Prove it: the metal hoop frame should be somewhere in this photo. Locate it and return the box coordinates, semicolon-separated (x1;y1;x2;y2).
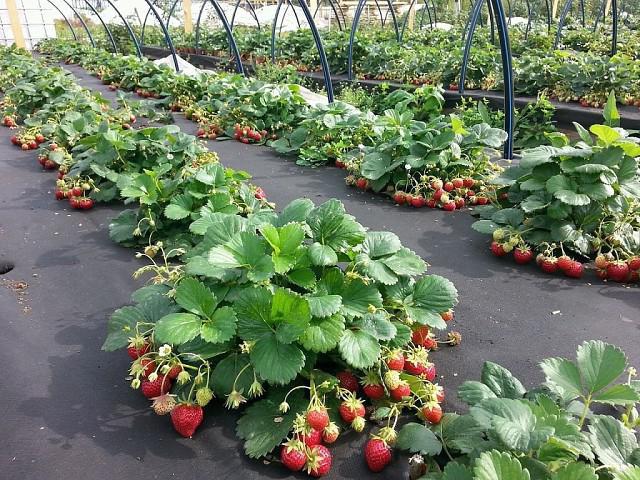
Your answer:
46;0;77;41
82;0;117;52
102;0;142;57
312;0;346;31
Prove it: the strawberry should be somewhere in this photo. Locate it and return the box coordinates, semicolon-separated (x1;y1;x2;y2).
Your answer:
335;159;345;169
28;140;38;149
463;177;475;188
386;351;405;371
455;197;465;209
476;196;489;205
254;187;266;200
336;371;360;392
151;393;176;415
443;181;454;192
141;375;172;398
140;358;156;377
607;261;629;282
426;198;437;208
79;197;94;210
70;186;83;197
127;342;150;359
432;188;444;201
280;440;306;471
557;255;573;272
307;408;330;431
595;254;610;269
363;383;385;400
356;178;369;190
404;360;428;376
411;325;430;346
49;143;58;151
423;337;437;350
423;363;436;382
430;179;443;190
390;382;411;402
364;438;392;472
422;404;443;424
35;133;45;144
596;267;608;280
393;191;406;205
307;445;332;477
540;257;558;274
21;143;29;151
171;403;204;438
411;196;426;208
436;387;445;403
322;423;339;444
564;260;584;279
513;247;533;264
338;399;365;423
440;309;454;322
442;201;456;211
166;364;183;379
490;241;506;257
54;188;66;200
452;178;464;189
628;257;640;271
300;428;322;446
10;135;18;145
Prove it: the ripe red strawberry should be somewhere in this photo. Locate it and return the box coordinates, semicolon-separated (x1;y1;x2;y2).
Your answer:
364;438;392;472
432;188;444;201
356;178;368;190
436;387;445;403
127;342;150;359
141;375;172;398
390;382;411;401
35;133;45;143
70;186;83;197
393;191;406;205
490;241;506;257
140;358;156;377
386;351;404;371
463;177;475;188
476;196;489;205
254;187;266;200
411;325;430;346
426;198;437;208
322;423;339;444
411;196;426;208
440;309;454;322
338;399;365;423
54;188;66;200
540;257;558;274
49;143;58;151
454;197;465;209
280;441;306;471
335;159;345;169
442;201;456;211
336;371;359;392
628;257;640;271
513;247;533;264
423;337;437;350
363;383;385;400
452;178;464;189
443;181;454;192
171;403;204;437
10;135;18;145
300;428;322;446
423;363;436;382
28;140;38;149
404;360;428;376
307;445;332;477
307;408;330;431
79;197;94;210
607;261;629;282
564;260;583;279
557;255;573;272
466;189;475;197
166;364;183;379
422;404;443;424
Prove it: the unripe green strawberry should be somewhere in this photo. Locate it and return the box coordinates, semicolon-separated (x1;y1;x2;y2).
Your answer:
196;387;213;406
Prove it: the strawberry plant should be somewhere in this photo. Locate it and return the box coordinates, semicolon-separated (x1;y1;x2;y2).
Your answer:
396;340;640;479
472;94;640;282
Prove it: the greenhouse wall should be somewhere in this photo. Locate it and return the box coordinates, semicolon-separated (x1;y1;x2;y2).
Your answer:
0;0;56;49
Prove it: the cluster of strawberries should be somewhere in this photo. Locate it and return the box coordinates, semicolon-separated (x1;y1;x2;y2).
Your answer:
10;130;45;151
127;338;209;439
232;124;268;144
391;177;489;211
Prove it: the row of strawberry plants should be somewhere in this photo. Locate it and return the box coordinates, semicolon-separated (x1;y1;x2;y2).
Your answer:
0;45;460;476
37;40;509;214
34;40;640;284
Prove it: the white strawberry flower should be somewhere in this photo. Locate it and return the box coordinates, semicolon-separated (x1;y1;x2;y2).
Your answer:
158;344;172;357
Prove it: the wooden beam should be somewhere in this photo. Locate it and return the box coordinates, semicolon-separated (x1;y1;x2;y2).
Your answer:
6;0;26;49
552;0;559;18
183;0;193;34
604;0;612;16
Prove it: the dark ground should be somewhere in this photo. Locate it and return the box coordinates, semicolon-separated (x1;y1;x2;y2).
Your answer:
0;63;638;480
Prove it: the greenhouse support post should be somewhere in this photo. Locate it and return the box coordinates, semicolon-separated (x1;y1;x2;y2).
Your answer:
5;0;26;48
184;0;193;33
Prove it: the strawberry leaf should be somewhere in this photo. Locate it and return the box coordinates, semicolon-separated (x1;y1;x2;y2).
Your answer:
397;423;442;455
299;314;345;353
155;313;201;344
338;329;380;369
250;333;305;385
473;450;530;480
208;231;274;282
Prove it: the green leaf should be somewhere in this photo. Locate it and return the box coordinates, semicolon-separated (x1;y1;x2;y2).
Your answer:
593;384;640;405
551;463;597;480
481;361;526;399
338;329;380;369
473;450;531;480
603;91;621;127
307;294;342;318
260;222;305;274
250;333;305;385
175;277;217;317
406;275;458;328
307;199;365;250
472;220;500;234
576;340;627;394
614;467;640;480
108;209;138;243
155;313;201;344
236;389;306;458
381;248;427;277
458;381;498;405
201;306;237;344
208;231;274;282
354;312;397;340
396;423;442;455
271;288;311;344
442;463;474;480
588;415;638;467
541;357;583;400
308;242;338;266
299;314;345;353
435;413;485;454
470;398;538;451
340;278;383;318
103;305;143;351
274;198;315;226
546;175;572;194
165;194;194;220
590;124;621;145
362;231;402;257
554;190;591;206
491;208;525;227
